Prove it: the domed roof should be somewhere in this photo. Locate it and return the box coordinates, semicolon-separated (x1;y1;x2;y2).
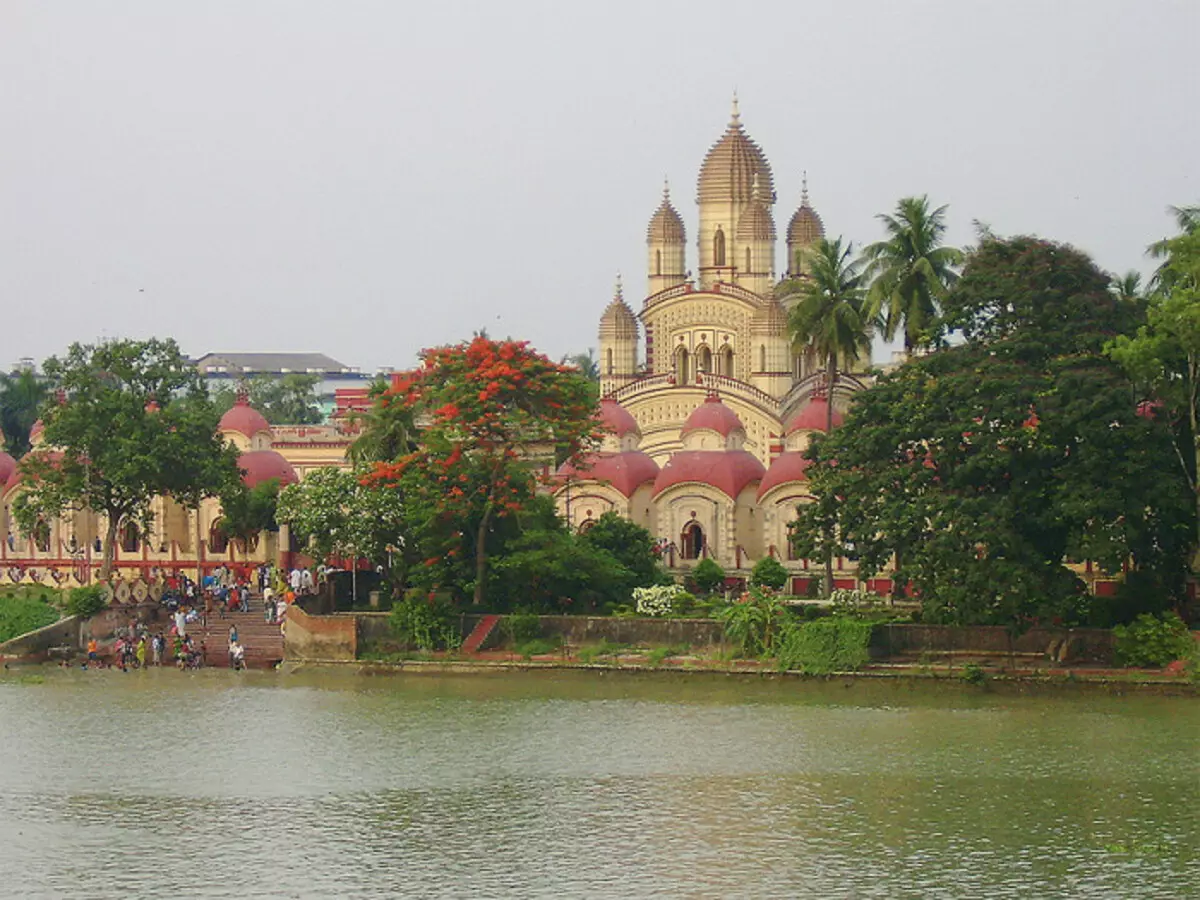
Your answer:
598;397;639;438
785;396;844;434
757;452;812;499
557;451;659;499
0;450;16;488
599;278;638;337
735;176;776;243
237;450;298;489
697;98;774;205
29;420;44;442
653;449;765;499
646;182;685;245
219;394;271;438
682;394;744;437
4;451;63;497
750;298;788;335
787;182;825;246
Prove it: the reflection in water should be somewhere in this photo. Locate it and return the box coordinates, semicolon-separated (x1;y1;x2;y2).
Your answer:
0;669;1196;898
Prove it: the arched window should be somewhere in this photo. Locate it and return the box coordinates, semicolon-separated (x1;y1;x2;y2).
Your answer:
32;520;51;553
675;347;690;384
681;522;704;561
759;345;767;372
208;523;229;555
744;246;752;272
577;518;596;534
713;227;726;267
720;346;735;377
696;346;712;375
120;521;140;553
655;249;662;276
606;348;614;375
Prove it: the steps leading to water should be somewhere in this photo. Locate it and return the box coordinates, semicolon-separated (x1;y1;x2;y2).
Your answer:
461;614;501;655
176;609;284;669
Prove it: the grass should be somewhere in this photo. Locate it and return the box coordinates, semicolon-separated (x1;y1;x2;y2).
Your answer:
645;644;691;666
515;637;562;660
0;591;62;644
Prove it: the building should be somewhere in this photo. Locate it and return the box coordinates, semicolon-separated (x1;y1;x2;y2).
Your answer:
554;100;872;591
194;351;382;419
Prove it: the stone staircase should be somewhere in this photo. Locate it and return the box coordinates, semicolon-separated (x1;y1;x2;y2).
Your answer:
181;609;284;669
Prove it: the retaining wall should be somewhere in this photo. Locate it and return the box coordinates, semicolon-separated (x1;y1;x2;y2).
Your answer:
870;625;1116;664
284;604;358;661
0;616;80;661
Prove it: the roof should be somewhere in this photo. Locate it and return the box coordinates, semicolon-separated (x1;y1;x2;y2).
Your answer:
757;452;812;499
219;396;272;438
557;451;660;498
238;450;299;489
697;99;774;205
647;184;686;244
681;395;744;438
750;299;788;335
598;397;639;438
0;451;15;488
785;396;844;433
653;450;765;499
194;352;350;374
787;202;825;246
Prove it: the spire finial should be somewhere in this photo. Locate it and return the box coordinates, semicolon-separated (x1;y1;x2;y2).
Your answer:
663;176;671;202
614;273;623;300
730;90;740;126
801;170;809;206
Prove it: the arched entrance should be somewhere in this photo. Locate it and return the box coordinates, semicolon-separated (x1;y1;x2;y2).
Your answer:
696;346;713;375
719;345;735;376
681;521;704;560
675;347;690;384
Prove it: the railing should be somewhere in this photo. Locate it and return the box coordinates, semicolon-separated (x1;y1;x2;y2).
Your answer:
641;282;695;311
698;373;780;411
609;373;677;401
711;282;767;304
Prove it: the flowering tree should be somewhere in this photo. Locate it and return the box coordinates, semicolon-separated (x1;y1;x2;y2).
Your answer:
366;336;601;606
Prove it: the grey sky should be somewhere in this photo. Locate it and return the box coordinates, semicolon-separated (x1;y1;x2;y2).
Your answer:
2;0;1197;373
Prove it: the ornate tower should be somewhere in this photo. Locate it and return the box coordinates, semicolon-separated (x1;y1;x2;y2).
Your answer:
696;96;774;290
598;277;639;395
646;180;687;297
786;174;825;278
749;298;792;398
734;174;776;296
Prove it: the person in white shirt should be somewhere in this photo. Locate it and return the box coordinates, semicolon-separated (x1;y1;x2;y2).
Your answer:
300;568;314;594
289;568;302;592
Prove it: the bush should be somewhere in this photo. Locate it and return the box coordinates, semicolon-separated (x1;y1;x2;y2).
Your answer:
692;558;726;594
0;594;60;644
749;556;789;591
66;586;108;619
1113;612;1195;668
774;617;873;674
715;588;786;657
516;637;560;659
633;584;693;617
503;610;542;645
390;595;462;652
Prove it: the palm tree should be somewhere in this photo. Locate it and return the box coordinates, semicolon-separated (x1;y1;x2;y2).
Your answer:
0;369;50;457
1148;203;1200;289
1110;270;1144;304
787;237;874;595
862;196;963;355
562;349;600;382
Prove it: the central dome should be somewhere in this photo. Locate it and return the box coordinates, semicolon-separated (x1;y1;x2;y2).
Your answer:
697;100;775;205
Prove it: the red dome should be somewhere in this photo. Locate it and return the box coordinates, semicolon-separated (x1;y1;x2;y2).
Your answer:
558;451;659;498
785;396;843;434
220;396;271;438
653;450;765;498
681;395;744;437
757;452;812;499
598;397;640;438
29;420;44;441
0;451;15;488
3;451;63;497
238;450;299;489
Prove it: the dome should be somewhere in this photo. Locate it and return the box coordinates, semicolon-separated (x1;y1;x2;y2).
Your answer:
4;451;63;497
785;396;844;434
735;175;776;243
219;395;271;439
598;397;639;438
557;451;659;499
646;184;685;245
238;450;299;489
29;420;44;443
681;395;744;438
787;197;825;247
653;450;765;499
757;452;812;499
750;299;788;335
0;451;16;489
697;99;774;205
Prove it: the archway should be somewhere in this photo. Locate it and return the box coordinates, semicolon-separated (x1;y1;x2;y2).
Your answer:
208;522;229;555
119;521;140;554
32;520;51;553
696;346;713;375
675;347;690;384
681;521;704;560
720;345;735;377
713;227;726;267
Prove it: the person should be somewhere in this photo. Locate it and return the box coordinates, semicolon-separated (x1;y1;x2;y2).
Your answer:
263;586;276;624
289;567;302;594
230;640;245;671
239;582;250;613
300;567;314;595
174;608;187;639
86;638;98;667
135;637;146;669
228;622;238;645
152;633;164;666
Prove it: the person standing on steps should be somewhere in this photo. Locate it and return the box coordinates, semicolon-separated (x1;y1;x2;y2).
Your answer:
263;586;276;624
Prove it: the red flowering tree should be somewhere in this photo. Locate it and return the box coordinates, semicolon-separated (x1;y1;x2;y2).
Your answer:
366;336;602;606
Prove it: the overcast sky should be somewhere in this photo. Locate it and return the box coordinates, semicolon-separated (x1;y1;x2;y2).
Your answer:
2;0;1197;373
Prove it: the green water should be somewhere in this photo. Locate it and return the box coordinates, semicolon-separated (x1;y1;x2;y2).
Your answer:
0;668;1196;898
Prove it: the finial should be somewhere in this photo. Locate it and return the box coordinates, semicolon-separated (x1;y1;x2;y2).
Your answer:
614;273;623;300
663;176;671;202
801;170;809;206
730;90;740;126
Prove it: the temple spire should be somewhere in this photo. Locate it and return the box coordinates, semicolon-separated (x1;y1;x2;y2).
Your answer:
730;90;740;127
801;170;809;206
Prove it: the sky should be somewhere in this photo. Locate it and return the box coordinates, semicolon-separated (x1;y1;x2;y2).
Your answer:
2;0;1197;374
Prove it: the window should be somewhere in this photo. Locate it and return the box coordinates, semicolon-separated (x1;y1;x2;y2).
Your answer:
745;246;752;272
655;249;662;276
208;523;229;555
681;522;704;560
759;345;767;372
713;227;726;267
697;346;712;374
606;348;614;375
675;347;690;384
721;346;735;377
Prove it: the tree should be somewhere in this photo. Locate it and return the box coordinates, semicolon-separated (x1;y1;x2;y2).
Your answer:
0;369;50;457
750;556;789;591
578;512;671;593
562;348;600;383
862;196;963;353
787;236;874;595
365;336;601;606
214;373;323;424
12;339;239;580
692;557;726;594
348;376;417;466
1111;270;1144;305
1148;203;1200;287
276;466;407;598
216;478;282;550
795;237;1192;627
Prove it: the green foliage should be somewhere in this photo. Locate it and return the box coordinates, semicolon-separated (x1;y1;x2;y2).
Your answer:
692;558;726;594
516;637;561;659
796;237;1191;628
1113;613;1195;668
348;377;417;466
214;373;323;425
389;594;461;652
12;339;240;579
0;369;50;457
217;478;282;546
65;585;107;619
749;556;789;591
579;512;672;592
503;611;542;645
0;594;59;643
715;588;786;658
960;662;989;685
774;617;873;674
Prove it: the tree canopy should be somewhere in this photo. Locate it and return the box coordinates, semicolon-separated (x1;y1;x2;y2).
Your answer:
214;373;324;425
0;370;50;458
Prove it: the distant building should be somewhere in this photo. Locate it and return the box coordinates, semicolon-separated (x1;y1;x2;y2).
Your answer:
193;352;384;419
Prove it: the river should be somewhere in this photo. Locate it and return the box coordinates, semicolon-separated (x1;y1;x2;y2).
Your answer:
0;668;1196;898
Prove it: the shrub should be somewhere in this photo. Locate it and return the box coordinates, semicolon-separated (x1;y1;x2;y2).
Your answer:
692;558;726;594
960;662;989;685
516;637;560;659
390;595;462;652
1113;613;1195;668
749;556;789;591
715;588;786;657
0;595;60;644
774;617;873;674
66;586;108;619
633;584;693;617
503;610;542;645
